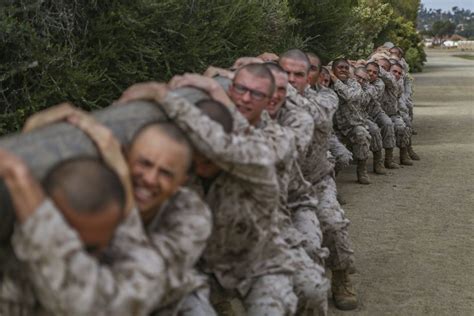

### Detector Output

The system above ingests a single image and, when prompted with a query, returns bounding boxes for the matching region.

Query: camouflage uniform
[379,68,410,148]
[367,78,396,149]
[147,187,215,316]
[328,132,353,172]
[332,78,371,161]
[261,105,330,315]
[161,92,297,316]
[360,81,384,153]
[291,85,355,272]
[6,199,166,316]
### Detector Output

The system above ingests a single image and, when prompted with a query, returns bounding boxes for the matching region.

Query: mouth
[133,185,157,206]
[236,103,253,115]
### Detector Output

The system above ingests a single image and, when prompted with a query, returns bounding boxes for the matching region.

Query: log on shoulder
[0,86,211,243]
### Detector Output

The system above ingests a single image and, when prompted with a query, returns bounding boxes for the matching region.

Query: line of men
[0,43,419,315]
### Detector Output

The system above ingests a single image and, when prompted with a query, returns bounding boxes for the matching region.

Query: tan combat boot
[332,270,358,310]
[407,145,420,160]
[356,159,371,184]
[384,148,400,169]
[399,147,413,166]
[373,150,387,175]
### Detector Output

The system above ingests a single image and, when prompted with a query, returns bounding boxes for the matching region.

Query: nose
[241,90,252,102]
[288,73,295,83]
[142,168,158,186]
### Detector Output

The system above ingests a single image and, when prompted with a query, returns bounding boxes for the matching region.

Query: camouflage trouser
[372,112,396,149]
[390,114,410,148]
[290,194,329,265]
[328,134,352,172]
[313,175,355,272]
[176,288,217,316]
[344,125,371,161]
[244,274,297,316]
[365,119,383,153]
[290,246,330,316]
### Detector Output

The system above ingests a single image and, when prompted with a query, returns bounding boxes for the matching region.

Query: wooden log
[0,85,214,243]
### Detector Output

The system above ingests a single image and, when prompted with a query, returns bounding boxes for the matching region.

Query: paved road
[331,50,474,315]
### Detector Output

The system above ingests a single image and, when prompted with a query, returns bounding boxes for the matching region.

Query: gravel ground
[330,50,474,316]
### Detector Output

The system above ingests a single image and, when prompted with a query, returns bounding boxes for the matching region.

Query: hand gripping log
[0,82,228,244]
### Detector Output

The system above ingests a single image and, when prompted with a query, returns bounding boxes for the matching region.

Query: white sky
[422,0,474,11]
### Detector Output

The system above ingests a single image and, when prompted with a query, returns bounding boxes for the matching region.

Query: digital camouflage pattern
[7,200,166,316]
[160,92,296,314]
[332,79,371,160]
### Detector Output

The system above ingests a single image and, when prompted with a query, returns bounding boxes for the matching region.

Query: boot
[332,270,358,311]
[356,159,371,184]
[384,148,399,169]
[399,147,413,166]
[373,150,387,175]
[337,192,347,205]
[407,145,420,160]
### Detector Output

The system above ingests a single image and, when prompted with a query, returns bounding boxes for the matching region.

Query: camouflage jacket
[7,199,166,316]
[147,187,212,312]
[161,92,293,296]
[287,85,338,185]
[379,68,403,116]
[332,78,369,133]
[366,78,386,118]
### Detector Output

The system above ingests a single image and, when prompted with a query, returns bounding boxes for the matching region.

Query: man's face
[307,55,321,86]
[193,151,221,179]
[390,65,403,81]
[354,70,368,86]
[229,69,272,126]
[267,70,288,118]
[366,64,379,83]
[128,127,190,220]
[333,61,350,81]
[318,72,330,87]
[52,192,122,257]
[377,59,391,72]
[279,57,309,94]
[389,48,401,58]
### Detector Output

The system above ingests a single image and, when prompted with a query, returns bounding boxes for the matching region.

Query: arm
[378,67,401,95]
[279,100,314,156]
[119,82,276,185]
[147,188,211,289]
[332,78,364,102]
[12,201,166,316]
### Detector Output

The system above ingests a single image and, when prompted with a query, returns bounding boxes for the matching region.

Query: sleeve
[148,188,212,290]
[332,79,364,103]
[12,199,166,316]
[306,88,339,129]
[160,92,276,185]
[280,102,315,156]
[379,68,401,95]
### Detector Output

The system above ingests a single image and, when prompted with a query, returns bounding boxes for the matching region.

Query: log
[0,85,214,243]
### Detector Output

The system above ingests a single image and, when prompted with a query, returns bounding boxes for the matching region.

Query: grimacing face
[229,68,272,126]
[333,61,350,82]
[390,65,403,81]
[279,57,309,94]
[366,64,379,83]
[127,126,190,222]
[377,59,391,72]
[267,70,288,118]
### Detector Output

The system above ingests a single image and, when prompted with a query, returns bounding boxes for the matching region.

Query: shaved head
[280,49,311,72]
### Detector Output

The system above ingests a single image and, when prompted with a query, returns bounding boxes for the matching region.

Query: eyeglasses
[232,83,269,101]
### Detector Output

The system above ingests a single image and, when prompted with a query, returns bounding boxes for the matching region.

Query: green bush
[0,0,425,135]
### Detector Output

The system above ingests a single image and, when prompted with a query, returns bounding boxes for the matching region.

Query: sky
[422,0,474,11]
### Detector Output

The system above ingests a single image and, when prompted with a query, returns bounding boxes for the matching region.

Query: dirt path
[330,50,474,315]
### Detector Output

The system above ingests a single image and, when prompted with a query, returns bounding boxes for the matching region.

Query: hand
[329,70,338,82]
[22,102,82,133]
[118,82,169,104]
[257,52,279,62]
[169,73,234,108]
[0,149,45,223]
[230,57,263,70]
[66,113,134,215]
[203,66,235,80]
